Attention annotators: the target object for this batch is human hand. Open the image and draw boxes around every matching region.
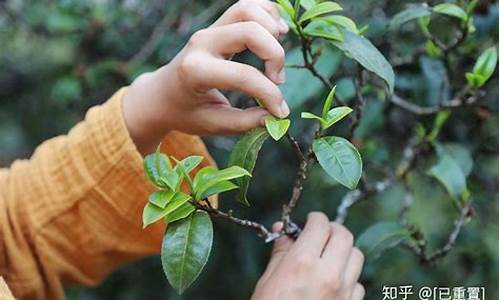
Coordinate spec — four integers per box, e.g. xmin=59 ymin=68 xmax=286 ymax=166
xmin=123 ymin=0 xmax=289 ymax=154
xmin=251 ymin=213 xmax=365 ymax=300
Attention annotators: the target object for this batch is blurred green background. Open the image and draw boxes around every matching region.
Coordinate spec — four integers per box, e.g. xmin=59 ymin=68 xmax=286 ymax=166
xmin=0 ymin=0 xmax=498 ymax=299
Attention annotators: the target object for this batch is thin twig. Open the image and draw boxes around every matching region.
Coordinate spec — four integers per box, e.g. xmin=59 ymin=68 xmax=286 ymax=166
xmin=195 ymin=200 xmax=278 ymax=242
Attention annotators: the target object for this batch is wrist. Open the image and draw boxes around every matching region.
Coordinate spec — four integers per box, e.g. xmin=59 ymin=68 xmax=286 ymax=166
xmin=122 ymin=70 xmax=174 ymax=155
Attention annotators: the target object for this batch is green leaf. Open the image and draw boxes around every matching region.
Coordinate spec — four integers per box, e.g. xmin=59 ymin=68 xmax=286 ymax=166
xmin=143 ymin=192 xmax=193 ymax=228
xmin=199 ymin=180 xmax=238 ymax=200
xmin=300 ymin=0 xmax=316 ymax=10
xmin=264 ymin=116 xmax=291 ymax=141
xmin=323 ymin=106 xmax=353 ymax=128
xmin=428 ymin=154 xmax=466 ymax=198
xmin=315 ymin=15 xmax=358 ymax=33
xmin=389 ymin=4 xmax=431 ymax=31
xmin=227 ymin=128 xmax=270 ymax=206
xmin=433 ymin=3 xmax=467 ymax=21
xmin=322 ymin=85 xmax=336 ymax=119
xmin=435 ymin=143 xmax=473 ymax=177
xmin=143 ymin=202 xmax=169 ymax=229
xmin=162 ymin=211 xmax=213 ymax=295
xmin=165 ymin=202 xmax=195 ymax=223
xmin=144 ymin=150 xmax=173 ymax=188
xmin=175 ymin=156 xmax=203 ymax=174
xmin=465 ymin=72 xmax=486 ymax=88
xmin=356 ymin=222 xmax=410 ymax=260
xmin=471 ymin=46 xmax=498 ymax=87
xmin=149 ymin=190 xmax=175 ymax=208
xmin=277 ymin=0 xmax=295 ymax=19
xmin=332 ymin=29 xmax=395 ymax=92
xmin=301 ymin=112 xmax=324 ymax=121
xmin=427 ymin=110 xmax=451 ymax=141
xmin=193 ymin=166 xmax=250 ymax=200
xmin=303 ymin=19 xmax=343 ymax=41
xmin=282 ymin=47 xmax=341 ymax=109
xmin=425 ymin=40 xmax=443 ymax=57
xmin=299 ymin=1 xmax=343 ymax=23
xmin=313 ymin=136 xmax=362 ymax=189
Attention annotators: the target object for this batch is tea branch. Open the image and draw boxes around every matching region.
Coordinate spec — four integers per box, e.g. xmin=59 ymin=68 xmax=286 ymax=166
xmin=402 ymin=202 xmax=473 ymax=265
xmin=194 ymin=200 xmax=278 ymax=242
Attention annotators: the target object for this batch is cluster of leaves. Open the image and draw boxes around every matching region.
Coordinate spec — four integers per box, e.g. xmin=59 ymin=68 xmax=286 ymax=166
xmin=142 ymin=148 xmax=250 ymax=294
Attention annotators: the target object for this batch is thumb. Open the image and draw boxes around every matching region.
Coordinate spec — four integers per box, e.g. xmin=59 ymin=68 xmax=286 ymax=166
xmin=261 ymin=222 xmax=294 ymax=280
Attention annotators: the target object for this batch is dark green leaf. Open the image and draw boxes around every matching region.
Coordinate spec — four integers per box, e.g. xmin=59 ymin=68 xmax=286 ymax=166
xmin=228 ymin=128 xmax=270 ymax=205
xmin=356 ymin=222 xmax=410 ymax=260
xmin=332 ymin=29 xmax=395 ymax=92
xmin=313 ymin=136 xmax=362 ymax=189
xmin=428 ymin=154 xmax=466 ymax=198
xmin=436 ymin=143 xmax=473 ymax=177
xmin=389 ymin=4 xmax=431 ymax=31
xmin=162 ymin=211 xmax=213 ymax=295
xmin=433 ymin=3 xmax=467 ymax=21
xmin=299 ymin=1 xmax=343 ymax=23
xmin=264 ymin=116 xmax=291 ymax=141
xmin=165 ymin=202 xmax=195 ymax=223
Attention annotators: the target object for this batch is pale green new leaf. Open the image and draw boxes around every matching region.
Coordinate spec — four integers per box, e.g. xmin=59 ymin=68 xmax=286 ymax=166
xmin=315 ymin=15 xmax=358 ymax=33
xmin=144 ymin=150 xmax=173 ymax=188
xmin=322 ymin=85 xmax=337 ymax=119
xmin=143 ymin=192 xmax=193 ymax=228
xmin=175 ymin=156 xmax=203 ymax=174
xmin=194 ymin=166 xmax=250 ymax=200
xmin=465 ymin=72 xmax=486 ymax=88
xmin=162 ymin=211 xmax=213 ymax=295
xmin=313 ymin=136 xmax=362 ymax=189
xmin=299 ymin=2 xmax=343 ymax=23
xmin=199 ymin=180 xmax=238 ymax=200
xmin=303 ymin=19 xmax=343 ymax=41
xmin=264 ymin=116 xmax=291 ymax=141
xmin=470 ymin=46 xmax=498 ymax=87
xmin=301 ymin=112 xmax=324 ymax=121
xmin=143 ymin=202 xmax=169 ymax=229
xmin=332 ymin=29 xmax=395 ymax=92
xmin=228 ymin=128 xmax=270 ymax=205
xmin=149 ymin=190 xmax=175 ymax=208
xmin=300 ymin=0 xmax=316 ymax=10
xmin=324 ymin=106 xmax=353 ymax=128
xmin=276 ymin=0 xmax=295 ymax=19
xmin=433 ymin=3 xmax=467 ymax=21
xmin=389 ymin=4 xmax=431 ymax=31
xmin=356 ymin=222 xmax=410 ymax=260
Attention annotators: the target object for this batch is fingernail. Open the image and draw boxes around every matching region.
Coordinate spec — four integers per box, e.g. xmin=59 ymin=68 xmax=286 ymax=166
xmin=280 ymin=101 xmax=290 ymax=118
xmin=277 ymin=68 xmax=286 ymax=84
xmin=279 ymin=18 xmax=289 ymax=32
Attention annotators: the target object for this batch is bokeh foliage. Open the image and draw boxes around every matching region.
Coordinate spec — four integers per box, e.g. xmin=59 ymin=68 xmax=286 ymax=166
xmin=0 ymin=0 xmax=498 ymax=299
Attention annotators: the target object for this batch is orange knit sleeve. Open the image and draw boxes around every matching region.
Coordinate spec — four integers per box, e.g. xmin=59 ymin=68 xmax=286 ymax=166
xmin=0 ymin=88 xmax=216 ymax=299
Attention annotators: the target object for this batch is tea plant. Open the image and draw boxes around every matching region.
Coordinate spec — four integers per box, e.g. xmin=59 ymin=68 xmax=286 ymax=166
xmin=141 ymin=0 xmax=497 ymax=294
